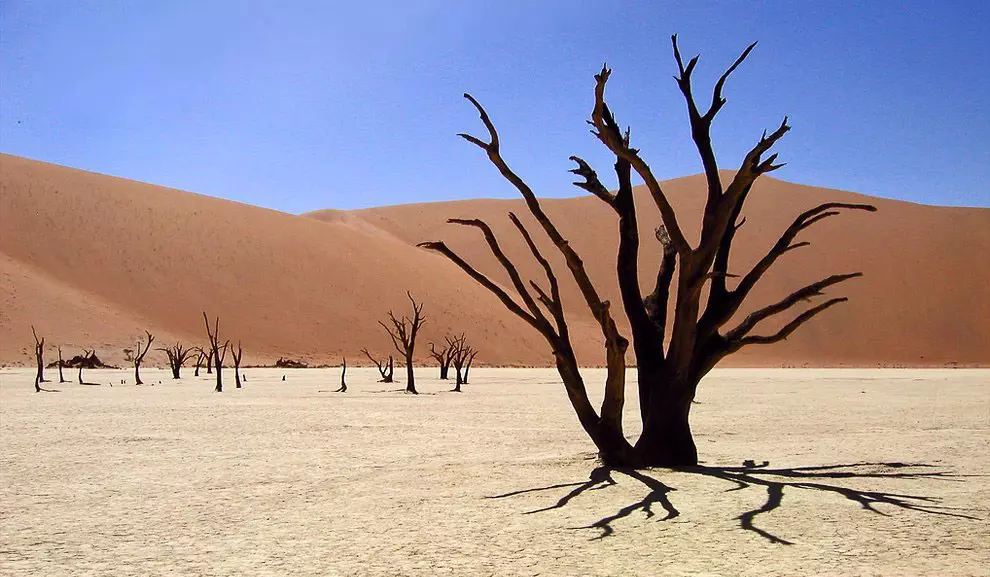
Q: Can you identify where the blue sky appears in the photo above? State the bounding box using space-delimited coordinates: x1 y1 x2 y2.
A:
2 1 987 212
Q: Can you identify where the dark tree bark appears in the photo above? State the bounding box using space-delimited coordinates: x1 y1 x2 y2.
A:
193 348 205 377
203 312 229 393
157 343 193 379
378 292 426 394
420 38 875 467
463 348 479 384
77 349 95 385
57 346 67 384
449 337 478 392
231 341 243 389
360 348 395 382
31 326 46 390
335 357 348 392
206 346 213 374
133 330 154 385
428 341 455 380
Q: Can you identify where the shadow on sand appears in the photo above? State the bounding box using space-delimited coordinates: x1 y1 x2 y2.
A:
488 461 981 544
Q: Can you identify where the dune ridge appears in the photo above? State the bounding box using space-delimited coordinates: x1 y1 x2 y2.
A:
2 153 987 368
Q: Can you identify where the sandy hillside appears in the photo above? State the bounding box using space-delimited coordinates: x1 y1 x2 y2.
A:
1 368 987 576
2 153 989 367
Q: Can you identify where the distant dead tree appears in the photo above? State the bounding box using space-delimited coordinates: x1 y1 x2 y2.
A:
231 341 243 389
133 330 155 385
203 312 230 393
360 349 394 383
420 37 875 466
192 347 206 376
206 345 214 374
31 326 46 391
428 340 456 380
450 336 479 392
56 345 68 384
158 343 193 379
77 349 95 384
336 357 347 392
378 292 426 394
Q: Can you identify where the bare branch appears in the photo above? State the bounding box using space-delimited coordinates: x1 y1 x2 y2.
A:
725 273 863 342
568 156 615 207
728 298 850 353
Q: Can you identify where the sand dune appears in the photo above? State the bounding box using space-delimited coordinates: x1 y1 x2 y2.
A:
2 153 988 367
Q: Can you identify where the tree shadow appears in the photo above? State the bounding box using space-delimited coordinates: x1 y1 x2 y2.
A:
488 461 981 544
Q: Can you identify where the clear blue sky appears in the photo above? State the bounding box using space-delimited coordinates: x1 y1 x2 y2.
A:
2 1 987 212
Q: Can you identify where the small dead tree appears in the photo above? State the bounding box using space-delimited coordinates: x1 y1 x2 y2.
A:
203 312 230 393
231 341 243 389
77 349 95 384
360 349 394 382
57 346 68 384
428 341 456 379
31 326 46 390
192 347 205 376
158 343 193 379
336 357 347 392
133 330 155 385
378 292 426 394
450 336 479 392
420 37 875 466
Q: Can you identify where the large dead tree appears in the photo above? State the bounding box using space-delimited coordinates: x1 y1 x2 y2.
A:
192 347 205 376
378 292 426 394
361 349 394 382
203 312 230 393
158 343 193 379
133 330 155 385
31 326 46 391
231 341 243 389
428 341 456 380
420 37 875 467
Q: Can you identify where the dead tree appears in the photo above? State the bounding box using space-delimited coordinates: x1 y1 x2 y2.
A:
203 312 230 393
420 37 875 466
378 292 426 394
360 349 394 383
231 341 243 388
77 349 95 384
158 343 193 379
335 357 347 392
450 337 478 392
206 345 213 374
133 330 154 385
192 347 205 376
57 346 68 384
31 326 46 390
428 341 456 379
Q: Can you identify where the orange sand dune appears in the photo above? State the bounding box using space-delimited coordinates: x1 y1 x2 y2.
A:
2 153 988 367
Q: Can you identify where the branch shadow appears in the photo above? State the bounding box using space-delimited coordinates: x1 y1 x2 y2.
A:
488 461 982 544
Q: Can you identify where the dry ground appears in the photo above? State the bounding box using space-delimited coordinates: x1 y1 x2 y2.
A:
1 367 987 576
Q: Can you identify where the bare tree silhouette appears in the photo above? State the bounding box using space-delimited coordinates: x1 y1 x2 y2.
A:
192 347 206 377
158 343 193 379
421 37 876 466
336 357 347 392
361 349 395 383
448 335 479 392
378 292 426 394
428 340 456 380
31 326 46 391
203 312 230 393
56 345 68 384
231 341 243 389
133 330 154 385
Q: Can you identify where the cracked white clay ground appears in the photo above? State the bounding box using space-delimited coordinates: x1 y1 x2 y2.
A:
2 368 987 576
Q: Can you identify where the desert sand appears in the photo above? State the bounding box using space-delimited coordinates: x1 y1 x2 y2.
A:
2 153 989 369
1 367 987 576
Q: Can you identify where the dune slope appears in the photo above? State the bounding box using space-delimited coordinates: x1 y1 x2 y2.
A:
2 153 987 367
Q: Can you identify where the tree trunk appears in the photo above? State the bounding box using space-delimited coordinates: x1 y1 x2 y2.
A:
452 370 462 392
171 363 180 379
234 366 241 388
78 366 83 384
207 352 213 374
134 361 143 385
214 351 223 392
631 372 698 466
439 364 449 380
58 348 67 383
404 354 416 394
